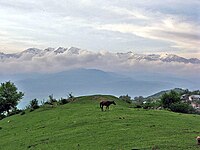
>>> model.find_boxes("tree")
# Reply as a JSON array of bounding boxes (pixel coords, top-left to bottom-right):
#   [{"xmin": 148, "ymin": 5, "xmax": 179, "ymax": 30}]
[
  {"xmin": 170, "ymin": 102, "xmax": 195, "ymax": 113},
  {"xmin": 67, "ymin": 92, "xmax": 74, "ymax": 101},
  {"xmin": 48, "ymin": 94, "xmax": 57, "ymax": 103},
  {"xmin": 44, "ymin": 94, "xmax": 57, "ymax": 105},
  {"xmin": 67, "ymin": 92, "xmax": 74, "ymax": 99},
  {"xmin": 134, "ymin": 96, "xmax": 144, "ymax": 104},
  {"xmin": 161, "ymin": 90, "xmax": 180, "ymax": 108},
  {"xmin": 29, "ymin": 99, "xmax": 39, "ymax": 110},
  {"xmin": 119, "ymin": 94, "xmax": 132, "ymax": 103},
  {"xmin": 0, "ymin": 81, "xmax": 24, "ymax": 114}
]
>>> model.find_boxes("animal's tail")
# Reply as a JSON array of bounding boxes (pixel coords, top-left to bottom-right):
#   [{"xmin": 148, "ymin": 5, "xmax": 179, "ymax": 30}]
[{"xmin": 100, "ymin": 102, "xmax": 103, "ymax": 111}]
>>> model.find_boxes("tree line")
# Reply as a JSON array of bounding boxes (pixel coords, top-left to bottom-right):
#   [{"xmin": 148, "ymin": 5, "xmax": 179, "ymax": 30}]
[
  {"xmin": 0, "ymin": 81, "xmax": 75, "ymax": 120},
  {"xmin": 0, "ymin": 81, "xmax": 199, "ymax": 120}
]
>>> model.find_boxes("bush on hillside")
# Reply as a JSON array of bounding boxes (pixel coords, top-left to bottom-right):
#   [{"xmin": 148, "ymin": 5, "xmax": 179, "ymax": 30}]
[
  {"xmin": 68, "ymin": 93, "xmax": 74, "ymax": 99},
  {"xmin": 59, "ymin": 98, "xmax": 70, "ymax": 105},
  {"xmin": 58, "ymin": 93, "xmax": 75, "ymax": 105},
  {"xmin": 7, "ymin": 107, "xmax": 22, "ymax": 116},
  {"xmin": 161, "ymin": 90, "xmax": 180, "ymax": 108},
  {"xmin": 49, "ymin": 94, "xmax": 57, "ymax": 103},
  {"xmin": 29, "ymin": 99, "xmax": 40, "ymax": 110},
  {"xmin": 170, "ymin": 102, "xmax": 195, "ymax": 114},
  {"xmin": 141, "ymin": 102, "xmax": 152, "ymax": 109},
  {"xmin": 134, "ymin": 96, "xmax": 145, "ymax": 104},
  {"xmin": 133, "ymin": 104, "xmax": 143, "ymax": 108},
  {"xmin": 119, "ymin": 94, "xmax": 132, "ymax": 104},
  {"xmin": 44, "ymin": 94, "xmax": 58, "ymax": 105},
  {"xmin": 20, "ymin": 111, "xmax": 25, "ymax": 115},
  {"xmin": 160, "ymin": 90, "xmax": 197, "ymax": 114},
  {"xmin": 0, "ymin": 114, "xmax": 6, "ymax": 120},
  {"xmin": 142, "ymin": 101, "xmax": 161, "ymax": 109},
  {"xmin": 67, "ymin": 93, "xmax": 75, "ymax": 102}
]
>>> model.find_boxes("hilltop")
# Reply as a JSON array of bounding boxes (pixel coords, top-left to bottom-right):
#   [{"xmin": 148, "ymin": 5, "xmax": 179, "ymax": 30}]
[
  {"xmin": 1, "ymin": 95, "xmax": 200, "ymax": 150},
  {"xmin": 146, "ymin": 88, "xmax": 186, "ymax": 100}
]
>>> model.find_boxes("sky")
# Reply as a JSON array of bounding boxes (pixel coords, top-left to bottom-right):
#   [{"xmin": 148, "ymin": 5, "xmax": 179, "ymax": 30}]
[{"xmin": 0, "ymin": 0, "xmax": 200, "ymax": 57}]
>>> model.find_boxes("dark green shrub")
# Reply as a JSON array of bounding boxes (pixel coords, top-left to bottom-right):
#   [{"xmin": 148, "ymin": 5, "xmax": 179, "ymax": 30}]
[
  {"xmin": 49, "ymin": 94, "xmax": 57, "ymax": 103},
  {"xmin": 8, "ymin": 107, "xmax": 22, "ymax": 116},
  {"xmin": 44, "ymin": 94, "xmax": 57, "ymax": 105},
  {"xmin": 0, "ymin": 114, "xmax": 6, "ymax": 120},
  {"xmin": 59, "ymin": 98, "xmax": 70, "ymax": 105},
  {"xmin": 142, "ymin": 102, "xmax": 154, "ymax": 109},
  {"xmin": 30, "ymin": 108, "xmax": 34, "ymax": 112},
  {"xmin": 119, "ymin": 94, "xmax": 132, "ymax": 104},
  {"xmin": 134, "ymin": 96, "xmax": 145, "ymax": 106},
  {"xmin": 29, "ymin": 99, "xmax": 40, "ymax": 110},
  {"xmin": 160, "ymin": 90, "xmax": 197, "ymax": 114},
  {"xmin": 67, "ymin": 93, "xmax": 75, "ymax": 102},
  {"xmin": 133, "ymin": 103, "xmax": 142, "ymax": 108},
  {"xmin": 20, "ymin": 111, "xmax": 25, "ymax": 115},
  {"xmin": 170, "ymin": 102, "xmax": 194, "ymax": 113},
  {"xmin": 161, "ymin": 91, "xmax": 180, "ymax": 108}
]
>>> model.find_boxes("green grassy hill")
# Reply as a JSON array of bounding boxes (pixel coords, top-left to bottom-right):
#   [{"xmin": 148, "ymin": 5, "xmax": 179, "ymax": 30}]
[
  {"xmin": 146, "ymin": 88, "xmax": 185, "ymax": 100},
  {"xmin": 1, "ymin": 95, "xmax": 200, "ymax": 150}
]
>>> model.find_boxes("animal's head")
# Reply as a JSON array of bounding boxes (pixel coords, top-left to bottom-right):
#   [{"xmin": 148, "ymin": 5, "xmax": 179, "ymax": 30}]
[
  {"xmin": 112, "ymin": 101, "xmax": 116, "ymax": 105},
  {"xmin": 197, "ymin": 136, "xmax": 200, "ymax": 140}
]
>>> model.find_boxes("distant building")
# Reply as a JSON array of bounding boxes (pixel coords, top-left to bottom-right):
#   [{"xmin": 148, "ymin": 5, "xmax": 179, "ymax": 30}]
[
  {"xmin": 181, "ymin": 94, "xmax": 200, "ymax": 110},
  {"xmin": 181, "ymin": 94, "xmax": 190, "ymax": 101},
  {"xmin": 191, "ymin": 102, "xmax": 200, "ymax": 109},
  {"xmin": 189, "ymin": 95, "xmax": 200, "ymax": 101}
]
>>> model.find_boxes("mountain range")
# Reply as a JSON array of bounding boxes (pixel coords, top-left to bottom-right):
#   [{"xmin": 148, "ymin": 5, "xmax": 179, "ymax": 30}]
[
  {"xmin": 0, "ymin": 47, "xmax": 199, "ymax": 108},
  {"xmin": 1, "ymin": 47, "xmax": 200, "ymax": 64},
  {"xmin": 0, "ymin": 68, "xmax": 197, "ymax": 108},
  {"xmin": 0, "ymin": 68, "xmax": 190, "ymax": 108}
]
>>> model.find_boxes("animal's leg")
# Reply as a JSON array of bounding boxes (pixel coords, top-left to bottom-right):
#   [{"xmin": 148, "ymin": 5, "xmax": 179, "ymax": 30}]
[{"xmin": 100, "ymin": 103, "xmax": 103, "ymax": 111}]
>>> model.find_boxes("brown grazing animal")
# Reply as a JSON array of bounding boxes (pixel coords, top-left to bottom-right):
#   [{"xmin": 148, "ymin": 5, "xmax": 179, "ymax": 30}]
[{"xmin": 100, "ymin": 100, "xmax": 116, "ymax": 111}]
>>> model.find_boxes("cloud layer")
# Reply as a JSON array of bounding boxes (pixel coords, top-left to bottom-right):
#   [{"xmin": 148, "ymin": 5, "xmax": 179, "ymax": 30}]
[{"xmin": 0, "ymin": 48, "xmax": 199, "ymax": 81}]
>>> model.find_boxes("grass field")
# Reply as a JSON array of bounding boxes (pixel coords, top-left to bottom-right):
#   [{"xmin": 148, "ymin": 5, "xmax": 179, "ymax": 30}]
[{"xmin": 1, "ymin": 95, "xmax": 200, "ymax": 150}]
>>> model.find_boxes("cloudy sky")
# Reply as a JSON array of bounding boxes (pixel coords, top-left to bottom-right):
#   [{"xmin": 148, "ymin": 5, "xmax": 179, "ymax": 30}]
[{"xmin": 0, "ymin": 0, "xmax": 199, "ymax": 57}]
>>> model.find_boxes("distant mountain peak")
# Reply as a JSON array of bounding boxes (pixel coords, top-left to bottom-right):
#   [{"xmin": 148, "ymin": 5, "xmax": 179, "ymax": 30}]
[
  {"xmin": 128, "ymin": 53, "xmax": 200, "ymax": 64},
  {"xmin": 44, "ymin": 47, "xmax": 55, "ymax": 52},
  {"xmin": 67, "ymin": 47, "xmax": 81, "ymax": 54},
  {"xmin": 54, "ymin": 47, "xmax": 67, "ymax": 54},
  {"xmin": 0, "ymin": 47, "xmax": 200, "ymax": 64},
  {"xmin": 21, "ymin": 48, "xmax": 42, "ymax": 54}
]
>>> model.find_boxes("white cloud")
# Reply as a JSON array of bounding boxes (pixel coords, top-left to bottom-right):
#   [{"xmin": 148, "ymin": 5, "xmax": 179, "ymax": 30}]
[
  {"xmin": 0, "ymin": 0, "xmax": 199, "ymax": 56},
  {"xmin": 102, "ymin": 6, "xmax": 150, "ymax": 20},
  {"xmin": 96, "ymin": 15, "xmax": 200, "ymax": 52},
  {"xmin": 0, "ymin": 49, "xmax": 199, "ymax": 80}
]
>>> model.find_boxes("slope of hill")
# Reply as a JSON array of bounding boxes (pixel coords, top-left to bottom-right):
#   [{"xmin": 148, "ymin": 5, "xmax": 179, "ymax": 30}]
[
  {"xmin": 146, "ymin": 88, "xmax": 186, "ymax": 100},
  {"xmin": 0, "ymin": 95, "xmax": 200, "ymax": 150}
]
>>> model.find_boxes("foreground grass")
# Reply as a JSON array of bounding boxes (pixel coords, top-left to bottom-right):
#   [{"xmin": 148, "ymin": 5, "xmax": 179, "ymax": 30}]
[{"xmin": 0, "ymin": 95, "xmax": 200, "ymax": 150}]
